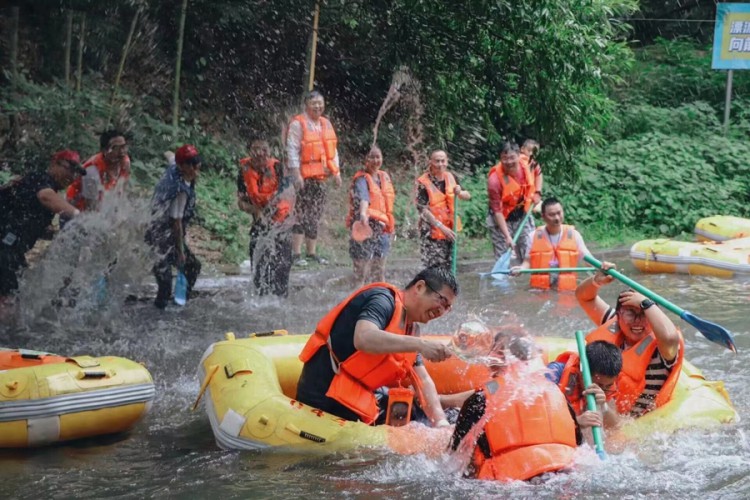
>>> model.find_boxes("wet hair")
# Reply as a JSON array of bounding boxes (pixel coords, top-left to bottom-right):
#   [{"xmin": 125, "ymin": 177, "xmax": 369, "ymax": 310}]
[
  {"xmin": 541, "ymin": 197, "xmax": 562, "ymax": 215},
  {"xmin": 521, "ymin": 139, "xmax": 540, "ymax": 155},
  {"xmin": 614, "ymin": 288, "xmax": 635, "ymax": 314},
  {"xmin": 586, "ymin": 340, "xmax": 622, "ymax": 377},
  {"xmin": 99, "ymin": 129, "xmax": 126, "ymax": 150},
  {"xmin": 304, "ymin": 90, "xmax": 324, "ymax": 102},
  {"xmin": 406, "ymin": 266, "xmax": 458, "ymax": 295},
  {"xmin": 500, "ymin": 141, "xmax": 520, "ymax": 156}
]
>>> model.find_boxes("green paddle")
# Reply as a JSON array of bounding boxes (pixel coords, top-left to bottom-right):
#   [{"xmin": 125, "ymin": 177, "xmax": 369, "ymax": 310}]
[
  {"xmin": 451, "ymin": 192, "xmax": 458, "ymax": 275},
  {"xmin": 481, "ymin": 208, "xmax": 534, "ymax": 277},
  {"xmin": 491, "ymin": 267, "xmax": 592, "ymax": 276},
  {"xmin": 575, "ymin": 330, "xmax": 607, "ymax": 460},
  {"xmin": 584, "ymin": 255, "xmax": 737, "ymax": 352}
]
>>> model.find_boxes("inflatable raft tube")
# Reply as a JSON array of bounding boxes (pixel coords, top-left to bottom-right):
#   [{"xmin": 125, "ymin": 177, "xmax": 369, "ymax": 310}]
[
  {"xmin": 0, "ymin": 349, "xmax": 155, "ymax": 447},
  {"xmin": 630, "ymin": 238, "xmax": 750, "ymax": 277},
  {"xmin": 197, "ymin": 332, "xmax": 736, "ymax": 453},
  {"xmin": 695, "ymin": 215, "xmax": 750, "ymax": 242}
]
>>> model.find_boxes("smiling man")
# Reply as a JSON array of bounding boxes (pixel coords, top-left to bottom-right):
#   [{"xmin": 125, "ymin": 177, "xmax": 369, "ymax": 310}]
[
  {"xmin": 296, "ymin": 267, "xmax": 456, "ymax": 426},
  {"xmin": 576, "ymin": 263, "xmax": 684, "ymax": 419}
]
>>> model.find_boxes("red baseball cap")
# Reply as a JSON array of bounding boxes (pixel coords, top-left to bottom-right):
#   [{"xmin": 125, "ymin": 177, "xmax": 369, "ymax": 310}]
[
  {"xmin": 52, "ymin": 150, "xmax": 85, "ymax": 175},
  {"xmin": 175, "ymin": 144, "xmax": 202, "ymax": 165}
]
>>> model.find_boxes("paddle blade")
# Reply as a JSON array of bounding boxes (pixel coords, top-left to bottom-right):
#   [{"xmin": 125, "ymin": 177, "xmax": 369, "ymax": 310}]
[
  {"xmin": 680, "ymin": 310, "xmax": 737, "ymax": 353},
  {"xmin": 174, "ymin": 271, "xmax": 188, "ymax": 306},
  {"xmin": 490, "ymin": 250, "xmax": 512, "ymax": 275}
]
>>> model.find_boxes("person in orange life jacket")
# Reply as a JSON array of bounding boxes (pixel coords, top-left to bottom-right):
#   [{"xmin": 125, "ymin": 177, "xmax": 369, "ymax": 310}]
[
  {"xmin": 296, "ymin": 267, "xmax": 456, "ymax": 426},
  {"xmin": 576, "ymin": 262, "xmax": 684, "ymax": 421},
  {"xmin": 486, "ymin": 142, "xmax": 535, "ymax": 262},
  {"xmin": 0, "ymin": 150, "xmax": 84, "ymax": 303},
  {"xmin": 415, "ymin": 150, "xmax": 471, "ymax": 269},
  {"xmin": 546, "ymin": 340, "xmax": 622, "ymax": 431},
  {"xmin": 146, "ymin": 144, "xmax": 203, "ymax": 309},
  {"xmin": 520, "ymin": 139, "xmax": 543, "ymax": 211},
  {"xmin": 509, "ymin": 198, "xmax": 591, "ymax": 291},
  {"xmin": 66, "ymin": 130, "xmax": 131, "ymax": 214},
  {"xmin": 449, "ymin": 334, "xmax": 582, "ymax": 482},
  {"xmin": 348, "ymin": 146, "xmax": 395, "ymax": 288},
  {"xmin": 237, "ymin": 139, "xmax": 295, "ymax": 297},
  {"xmin": 286, "ymin": 90, "xmax": 342, "ymax": 267}
]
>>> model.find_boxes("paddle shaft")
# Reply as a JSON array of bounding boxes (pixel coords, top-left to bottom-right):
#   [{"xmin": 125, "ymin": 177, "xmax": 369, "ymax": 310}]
[
  {"xmin": 583, "ymin": 254, "xmax": 683, "ymax": 316},
  {"xmin": 575, "ymin": 330, "xmax": 607, "ymax": 459},
  {"xmin": 451, "ymin": 192, "xmax": 458, "ymax": 275}
]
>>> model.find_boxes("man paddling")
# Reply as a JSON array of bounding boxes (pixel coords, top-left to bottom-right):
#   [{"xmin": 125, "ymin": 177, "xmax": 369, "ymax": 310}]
[{"xmin": 510, "ymin": 197, "xmax": 591, "ymax": 291}]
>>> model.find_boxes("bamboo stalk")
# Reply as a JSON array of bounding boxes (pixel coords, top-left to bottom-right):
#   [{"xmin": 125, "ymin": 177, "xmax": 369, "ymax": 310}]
[
  {"xmin": 110, "ymin": 7, "xmax": 140, "ymax": 110},
  {"xmin": 76, "ymin": 13, "xmax": 86, "ymax": 92},
  {"xmin": 172, "ymin": 0, "xmax": 189, "ymax": 138},
  {"xmin": 307, "ymin": 1, "xmax": 320, "ymax": 92},
  {"xmin": 64, "ymin": 10, "xmax": 72, "ymax": 87}
]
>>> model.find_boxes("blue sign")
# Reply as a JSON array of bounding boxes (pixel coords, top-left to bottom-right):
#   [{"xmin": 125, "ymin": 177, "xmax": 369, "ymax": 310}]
[{"xmin": 713, "ymin": 3, "xmax": 750, "ymax": 69}]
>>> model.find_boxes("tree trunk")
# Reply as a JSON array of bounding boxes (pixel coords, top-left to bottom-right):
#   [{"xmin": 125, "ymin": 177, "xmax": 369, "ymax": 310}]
[
  {"xmin": 172, "ymin": 0, "xmax": 189, "ymax": 138},
  {"xmin": 110, "ymin": 8, "xmax": 140, "ymax": 114},
  {"xmin": 64, "ymin": 10, "xmax": 72, "ymax": 88},
  {"xmin": 9, "ymin": 6, "xmax": 19, "ymax": 85},
  {"xmin": 76, "ymin": 13, "xmax": 86, "ymax": 92},
  {"xmin": 307, "ymin": 1, "xmax": 320, "ymax": 92}
]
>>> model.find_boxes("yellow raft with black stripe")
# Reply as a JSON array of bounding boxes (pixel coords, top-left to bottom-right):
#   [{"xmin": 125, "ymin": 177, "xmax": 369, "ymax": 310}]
[
  {"xmin": 630, "ymin": 238, "xmax": 750, "ymax": 278},
  {"xmin": 197, "ymin": 331, "xmax": 736, "ymax": 453},
  {"xmin": 0, "ymin": 349, "xmax": 155, "ymax": 447},
  {"xmin": 695, "ymin": 215, "xmax": 750, "ymax": 242}
]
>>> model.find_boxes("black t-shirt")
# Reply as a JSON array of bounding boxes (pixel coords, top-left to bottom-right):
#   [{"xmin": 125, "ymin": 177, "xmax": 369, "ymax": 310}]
[
  {"xmin": 0, "ymin": 171, "xmax": 60, "ymax": 253},
  {"xmin": 296, "ymin": 287, "xmax": 413, "ymax": 419}
]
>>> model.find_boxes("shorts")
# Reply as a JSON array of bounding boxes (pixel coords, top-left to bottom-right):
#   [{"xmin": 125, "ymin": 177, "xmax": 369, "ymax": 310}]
[
  {"xmin": 486, "ymin": 212, "xmax": 534, "ymax": 262},
  {"xmin": 349, "ymin": 225, "xmax": 391, "ymax": 260}
]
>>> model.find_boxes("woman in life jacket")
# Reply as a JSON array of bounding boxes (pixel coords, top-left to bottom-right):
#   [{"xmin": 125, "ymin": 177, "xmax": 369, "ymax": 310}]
[{"xmin": 576, "ymin": 262, "xmax": 684, "ymax": 421}]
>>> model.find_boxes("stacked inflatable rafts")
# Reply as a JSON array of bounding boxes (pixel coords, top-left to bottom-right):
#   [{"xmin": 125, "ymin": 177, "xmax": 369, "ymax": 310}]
[{"xmin": 631, "ymin": 216, "xmax": 750, "ymax": 277}]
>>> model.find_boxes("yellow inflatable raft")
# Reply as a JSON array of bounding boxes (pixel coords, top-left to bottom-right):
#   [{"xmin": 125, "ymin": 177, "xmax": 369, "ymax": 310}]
[
  {"xmin": 197, "ymin": 332, "xmax": 736, "ymax": 453},
  {"xmin": 695, "ymin": 215, "xmax": 750, "ymax": 242},
  {"xmin": 0, "ymin": 349, "xmax": 155, "ymax": 447},
  {"xmin": 630, "ymin": 238, "xmax": 750, "ymax": 278}
]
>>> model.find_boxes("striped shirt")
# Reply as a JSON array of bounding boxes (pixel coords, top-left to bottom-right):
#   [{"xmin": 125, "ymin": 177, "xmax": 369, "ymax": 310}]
[{"xmin": 602, "ymin": 308, "xmax": 680, "ymax": 417}]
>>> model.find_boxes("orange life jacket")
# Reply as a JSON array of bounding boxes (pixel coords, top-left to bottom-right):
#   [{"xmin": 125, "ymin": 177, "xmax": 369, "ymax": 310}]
[
  {"xmin": 488, "ymin": 162, "xmax": 534, "ymax": 217},
  {"xmin": 586, "ymin": 318, "xmax": 684, "ymax": 415},
  {"xmin": 292, "ymin": 114, "xmax": 338, "ymax": 180},
  {"xmin": 554, "ymin": 351, "xmax": 586, "ymax": 415},
  {"xmin": 298, "ymin": 283, "xmax": 417, "ymax": 424},
  {"xmin": 66, "ymin": 152, "xmax": 131, "ymax": 210},
  {"xmin": 239, "ymin": 157, "xmax": 291, "ymax": 223},
  {"xmin": 416, "ymin": 172, "xmax": 457, "ymax": 240},
  {"xmin": 529, "ymin": 225, "xmax": 579, "ymax": 291},
  {"xmin": 346, "ymin": 170, "xmax": 396, "ymax": 233},
  {"xmin": 473, "ymin": 367, "xmax": 578, "ymax": 482}
]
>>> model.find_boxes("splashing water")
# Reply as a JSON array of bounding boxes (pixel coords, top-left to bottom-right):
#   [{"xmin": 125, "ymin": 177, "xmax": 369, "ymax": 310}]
[{"xmin": 16, "ymin": 189, "xmax": 154, "ymax": 329}]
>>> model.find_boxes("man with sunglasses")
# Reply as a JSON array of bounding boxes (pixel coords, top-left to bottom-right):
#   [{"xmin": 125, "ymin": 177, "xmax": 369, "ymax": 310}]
[
  {"xmin": 546, "ymin": 340, "xmax": 622, "ymax": 430},
  {"xmin": 576, "ymin": 263, "xmax": 684, "ymax": 420},
  {"xmin": 1, "ymin": 150, "xmax": 84, "ymax": 301},
  {"xmin": 297, "ymin": 267, "xmax": 456, "ymax": 426},
  {"xmin": 66, "ymin": 130, "xmax": 130, "ymax": 213}
]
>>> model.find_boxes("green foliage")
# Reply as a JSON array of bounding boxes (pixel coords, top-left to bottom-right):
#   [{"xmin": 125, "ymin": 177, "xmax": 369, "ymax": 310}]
[{"xmin": 195, "ymin": 171, "xmax": 251, "ymax": 263}]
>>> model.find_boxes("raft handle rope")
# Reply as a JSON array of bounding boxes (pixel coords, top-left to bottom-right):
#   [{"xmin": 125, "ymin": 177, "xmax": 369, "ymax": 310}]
[{"xmin": 285, "ymin": 422, "xmax": 326, "ymax": 443}]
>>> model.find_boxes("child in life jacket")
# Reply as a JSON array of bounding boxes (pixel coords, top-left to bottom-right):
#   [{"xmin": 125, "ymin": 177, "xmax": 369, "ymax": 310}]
[{"xmin": 546, "ymin": 340, "xmax": 622, "ymax": 430}]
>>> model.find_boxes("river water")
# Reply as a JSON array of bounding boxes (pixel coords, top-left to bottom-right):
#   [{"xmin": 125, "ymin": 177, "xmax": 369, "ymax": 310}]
[{"xmin": 1, "ymin": 255, "xmax": 748, "ymax": 499}]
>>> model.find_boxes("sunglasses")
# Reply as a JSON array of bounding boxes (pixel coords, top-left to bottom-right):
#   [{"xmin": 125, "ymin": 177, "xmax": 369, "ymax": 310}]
[
  {"xmin": 425, "ymin": 281, "xmax": 452, "ymax": 311},
  {"xmin": 620, "ymin": 308, "xmax": 646, "ymax": 322}
]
